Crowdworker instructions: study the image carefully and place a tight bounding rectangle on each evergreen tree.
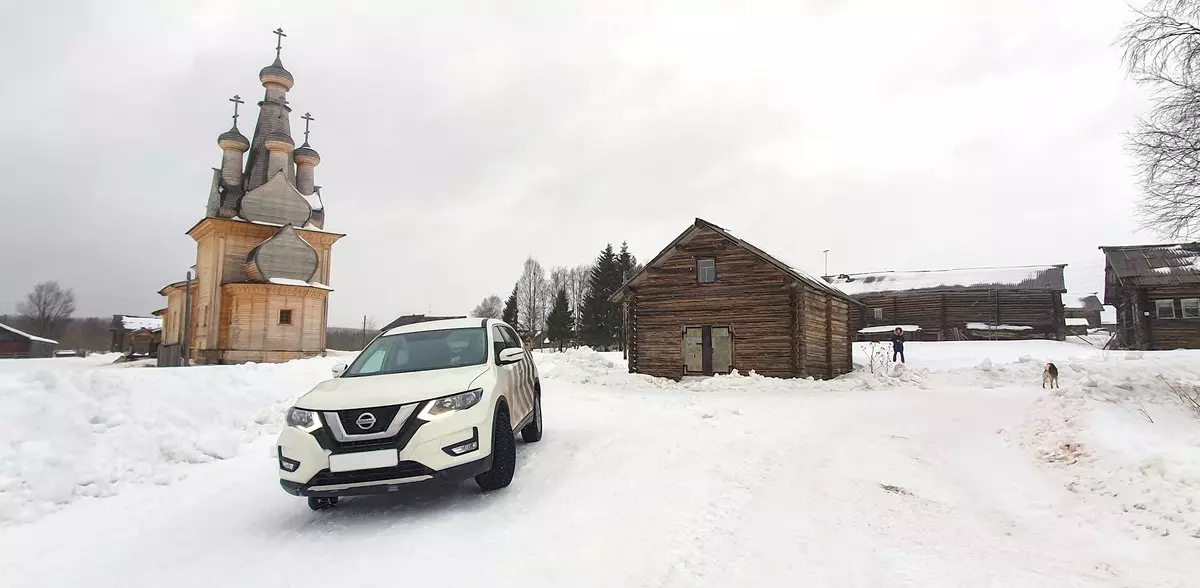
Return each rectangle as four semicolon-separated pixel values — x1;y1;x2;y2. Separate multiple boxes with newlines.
545;288;574;351
502;284;519;326
579;244;623;349
614;241;639;352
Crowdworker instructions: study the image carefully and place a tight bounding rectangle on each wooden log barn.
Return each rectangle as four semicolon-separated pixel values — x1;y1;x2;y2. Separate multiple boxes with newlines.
0;321;58;359
823;265;1068;341
1100;243;1200;350
609;218;857;380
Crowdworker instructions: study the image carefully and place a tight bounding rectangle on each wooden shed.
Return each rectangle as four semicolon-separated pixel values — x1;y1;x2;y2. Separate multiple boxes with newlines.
609;218;857;380
824;265;1068;341
1063;293;1105;329
1100;243;1200;350
0;321;58;358
109;315;163;357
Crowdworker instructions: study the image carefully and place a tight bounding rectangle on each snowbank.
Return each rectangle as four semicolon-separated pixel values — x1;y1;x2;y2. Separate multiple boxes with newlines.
0;355;341;524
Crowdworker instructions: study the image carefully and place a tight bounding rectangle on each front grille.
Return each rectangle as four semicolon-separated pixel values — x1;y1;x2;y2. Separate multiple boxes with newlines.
308;461;433;487
334;404;405;436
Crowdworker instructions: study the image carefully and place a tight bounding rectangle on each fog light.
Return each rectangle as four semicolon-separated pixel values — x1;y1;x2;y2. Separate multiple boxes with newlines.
442;428;480;456
278;447;300;472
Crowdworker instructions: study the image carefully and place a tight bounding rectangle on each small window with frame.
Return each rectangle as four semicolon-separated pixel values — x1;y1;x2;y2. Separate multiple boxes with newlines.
873;308;884;320
1154;299;1176;319
697;258;716;283
1182;298;1200;319
279;309;293;325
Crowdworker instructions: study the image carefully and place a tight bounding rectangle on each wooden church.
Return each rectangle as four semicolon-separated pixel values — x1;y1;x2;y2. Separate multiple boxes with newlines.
158;30;344;365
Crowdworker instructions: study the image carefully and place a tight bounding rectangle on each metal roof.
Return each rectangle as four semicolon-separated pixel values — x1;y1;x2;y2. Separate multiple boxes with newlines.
1099;243;1200;288
825;265;1067;296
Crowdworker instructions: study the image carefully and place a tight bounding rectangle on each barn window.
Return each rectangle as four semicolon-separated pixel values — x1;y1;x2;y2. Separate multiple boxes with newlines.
1154;299;1175;319
697;259;716;283
279;309;293;325
873;308;884;320
1182;299;1200;318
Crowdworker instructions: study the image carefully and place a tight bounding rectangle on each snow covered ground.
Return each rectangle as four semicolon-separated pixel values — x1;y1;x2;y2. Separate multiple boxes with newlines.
1;342;1198;587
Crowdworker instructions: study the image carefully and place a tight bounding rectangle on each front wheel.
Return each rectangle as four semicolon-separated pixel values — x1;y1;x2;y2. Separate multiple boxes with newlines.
521;391;543;443
475;404;516;491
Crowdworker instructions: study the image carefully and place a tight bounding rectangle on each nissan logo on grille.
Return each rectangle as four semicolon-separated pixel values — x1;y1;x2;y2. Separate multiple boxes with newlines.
355;412;377;430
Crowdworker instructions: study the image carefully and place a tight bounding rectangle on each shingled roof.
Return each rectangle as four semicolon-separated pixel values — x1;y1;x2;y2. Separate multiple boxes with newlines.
1099;243;1200;288
824;265;1067;296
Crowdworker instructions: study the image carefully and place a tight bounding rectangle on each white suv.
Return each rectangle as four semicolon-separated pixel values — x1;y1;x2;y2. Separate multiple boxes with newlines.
277;317;543;510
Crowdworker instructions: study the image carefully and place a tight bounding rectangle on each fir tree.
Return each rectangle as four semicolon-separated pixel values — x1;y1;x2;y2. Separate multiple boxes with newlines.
502;284;519;326
579;244;622;348
545;288;574;351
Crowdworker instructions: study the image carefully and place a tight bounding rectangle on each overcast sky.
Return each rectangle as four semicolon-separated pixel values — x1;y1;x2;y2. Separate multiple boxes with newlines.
0;0;1155;327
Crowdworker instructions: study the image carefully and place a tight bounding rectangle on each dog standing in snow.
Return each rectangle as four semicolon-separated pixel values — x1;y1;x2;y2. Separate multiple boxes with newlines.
1042;362;1059;389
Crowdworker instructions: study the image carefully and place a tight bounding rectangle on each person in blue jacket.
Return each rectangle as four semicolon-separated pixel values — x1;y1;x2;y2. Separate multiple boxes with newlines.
891;327;906;363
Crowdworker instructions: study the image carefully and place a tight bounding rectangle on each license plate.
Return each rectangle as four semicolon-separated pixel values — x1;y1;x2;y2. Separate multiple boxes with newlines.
328;449;399;472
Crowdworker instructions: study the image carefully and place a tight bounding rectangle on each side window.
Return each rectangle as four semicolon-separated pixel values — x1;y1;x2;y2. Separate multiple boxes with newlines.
697;258;716;283
1155;299;1176;319
491;326;508;359
501;326;523;350
1181;299;1200;319
873;308;884;320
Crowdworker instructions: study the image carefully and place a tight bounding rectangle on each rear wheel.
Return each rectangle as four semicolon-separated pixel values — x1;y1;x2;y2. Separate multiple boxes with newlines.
521;391;543;443
475;404;516;491
307;496;338;511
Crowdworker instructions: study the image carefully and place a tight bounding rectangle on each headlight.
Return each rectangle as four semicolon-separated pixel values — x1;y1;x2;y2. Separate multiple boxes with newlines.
420;389;483;419
286;407;322;432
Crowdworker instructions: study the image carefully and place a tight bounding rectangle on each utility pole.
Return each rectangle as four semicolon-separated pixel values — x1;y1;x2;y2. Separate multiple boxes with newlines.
823;249;830;277
361;315;367;350
181;269;193;367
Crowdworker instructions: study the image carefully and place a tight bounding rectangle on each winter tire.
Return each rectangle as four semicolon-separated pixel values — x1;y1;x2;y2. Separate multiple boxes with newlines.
308;496;338;510
475;404;516;491
521;390;543;443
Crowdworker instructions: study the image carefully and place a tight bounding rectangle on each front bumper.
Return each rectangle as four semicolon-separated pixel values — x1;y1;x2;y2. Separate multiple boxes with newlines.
277;400;494;497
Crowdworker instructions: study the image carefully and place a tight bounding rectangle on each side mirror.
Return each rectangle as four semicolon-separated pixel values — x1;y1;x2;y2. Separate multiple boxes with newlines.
498;348;525;364
331;363;348;378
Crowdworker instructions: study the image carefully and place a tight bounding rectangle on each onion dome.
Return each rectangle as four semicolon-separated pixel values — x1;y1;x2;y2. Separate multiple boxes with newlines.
263;131;295;150
217;126;250;151
259;57;294;90
293;143;320;166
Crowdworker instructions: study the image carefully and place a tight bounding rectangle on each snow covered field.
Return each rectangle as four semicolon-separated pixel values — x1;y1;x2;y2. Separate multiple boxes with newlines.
1;342;1198;586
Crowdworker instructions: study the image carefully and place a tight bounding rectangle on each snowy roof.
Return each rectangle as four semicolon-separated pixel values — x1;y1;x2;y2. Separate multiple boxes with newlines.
0;322;58;345
1065;318;1091;327
1063;293;1103;311
1099;243;1200;288
965;322;1033;331
268;277;333;290
825;265;1067;296
611;218;854;303
858;324;921;334
120;316;162;332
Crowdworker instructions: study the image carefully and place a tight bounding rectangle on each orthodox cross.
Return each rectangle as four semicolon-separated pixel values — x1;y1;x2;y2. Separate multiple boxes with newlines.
272;27;287;59
229;94;244;124
301;112;314;144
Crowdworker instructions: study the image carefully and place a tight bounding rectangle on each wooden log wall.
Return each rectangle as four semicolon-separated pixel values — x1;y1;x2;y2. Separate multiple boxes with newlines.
853;289;1062;340
829;297;852;376
631;229;793;378
1143;285;1200;349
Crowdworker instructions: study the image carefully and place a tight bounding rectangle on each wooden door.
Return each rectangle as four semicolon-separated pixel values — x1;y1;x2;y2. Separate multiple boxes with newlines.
683;327;704;374
683;325;733;375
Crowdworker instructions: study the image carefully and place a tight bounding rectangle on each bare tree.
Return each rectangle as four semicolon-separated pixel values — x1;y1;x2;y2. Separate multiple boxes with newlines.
515;257;549;334
472;295;504;319
567;263;592;335
17;281;76;338
1121;1;1200;237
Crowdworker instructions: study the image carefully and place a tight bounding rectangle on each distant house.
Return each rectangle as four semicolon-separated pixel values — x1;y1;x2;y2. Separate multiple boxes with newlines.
1100;243;1200;350
1063;293;1105;328
610;218;857;380
0;322;58;358
109;315;163;357
824;265;1068;341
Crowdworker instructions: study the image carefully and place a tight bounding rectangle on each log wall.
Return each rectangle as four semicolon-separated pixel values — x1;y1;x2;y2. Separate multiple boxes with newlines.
853;289;1063;341
1142;285;1200;349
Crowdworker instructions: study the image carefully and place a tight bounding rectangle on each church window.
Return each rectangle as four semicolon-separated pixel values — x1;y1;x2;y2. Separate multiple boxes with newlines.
279;309;293;325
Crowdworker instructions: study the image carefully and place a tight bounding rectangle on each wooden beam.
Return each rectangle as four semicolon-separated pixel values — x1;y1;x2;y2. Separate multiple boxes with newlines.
799;282;808;377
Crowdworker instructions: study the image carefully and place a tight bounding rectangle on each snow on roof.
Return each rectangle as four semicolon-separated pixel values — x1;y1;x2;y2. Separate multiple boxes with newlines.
965;322;1034;331
1065;318;1091;327
826;265;1066;296
1100;243;1200;287
268;277;333;290
120;316;162;331
1063;293;1103;310
0;322;58;344
858;325;921;334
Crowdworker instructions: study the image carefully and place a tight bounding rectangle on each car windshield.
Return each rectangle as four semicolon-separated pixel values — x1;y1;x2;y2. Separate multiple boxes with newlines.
343;327;488;377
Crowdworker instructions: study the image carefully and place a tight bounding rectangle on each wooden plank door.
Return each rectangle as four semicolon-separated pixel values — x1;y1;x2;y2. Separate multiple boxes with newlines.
683;327;704;374
711;326;732;373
